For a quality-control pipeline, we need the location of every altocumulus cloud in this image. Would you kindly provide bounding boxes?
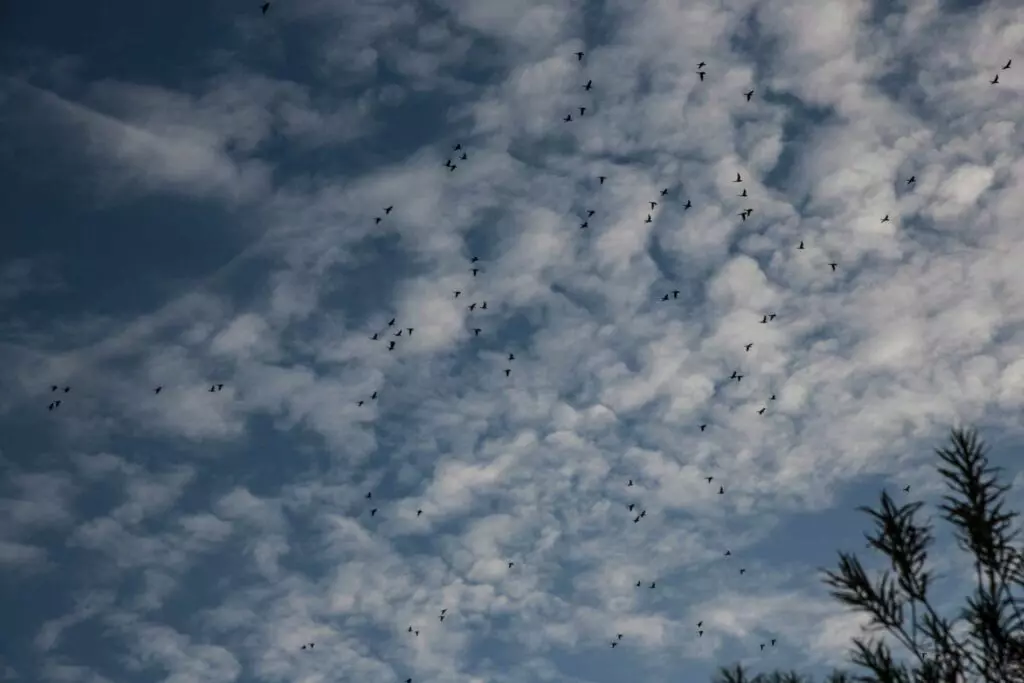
[1,0,1023,682]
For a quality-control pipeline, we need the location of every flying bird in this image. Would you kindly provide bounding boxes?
[734,173,742,182]
[587,209,595,216]
[388,318,396,326]
[154,386,162,394]
[698,70,706,81]
[261,2,270,14]
[650,201,658,210]
[388,341,396,350]
[1003,59,1012,70]
[584,80,593,90]
[579,107,586,115]
[700,424,707,432]
[627,479,634,486]
[417,510,422,516]
[739,189,747,197]
[370,508,378,516]
[449,164,457,172]
[508,561,515,568]
[907,176,916,185]
[473,328,481,336]
[990,75,999,84]
[564,114,573,122]
[798,241,804,249]
[683,199,692,209]
[740,568,747,574]
[757,407,766,415]
[508,353,515,361]
[454,291,461,298]
[697,61,706,68]
[660,188,668,196]
[460,152,467,160]
[719,486,724,494]
[672,290,679,299]
[829,262,837,271]
[744,89,754,101]
[745,343,753,351]
[645,215,652,223]
[504,369,511,377]
[760,315,768,323]
[472,268,480,276]
[384,205,393,214]
[580,221,589,229]
[882,214,890,223]
[599,176,607,184]
[661,294,670,302]
[628,503,636,511]
[575,51,585,61]
[706,477,713,483]
[904,485,911,493]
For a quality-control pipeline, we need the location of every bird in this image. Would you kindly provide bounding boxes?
[740,189,747,197]
[627,479,634,486]
[672,290,679,298]
[734,173,742,182]
[760,315,769,323]
[261,1,270,14]
[444,159,452,167]
[598,176,607,184]
[1003,59,1012,70]
[645,215,652,223]
[417,510,422,516]
[388,341,396,350]
[394,329,403,336]
[744,89,754,101]
[50,385,57,392]
[439,615,445,622]
[584,80,593,90]
[384,205,393,214]
[508,353,515,361]
[357,400,364,406]
[744,208,753,218]
[829,262,837,271]
[697,621,703,628]
[449,164,457,172]
[990,75,999,84]
[650,582,656,589]
[504,369,511,377]
[700,424,707,432]
[453,144,462,151]
[661,294,670,302]
[903,485,911,493]
[618,634,623,640]
[371,392,378,400]
[636,580,642,587]
[771,639,777,646]
[154,386,162,394]
[473,328,481,336]
[575,51,584,61]
[370,508,378,516]
[508,561,515,568]
[580,221,589,229]
[698,70,706,81]
[761,644,766,651]
[739,211,748,221]
[757,407,766,415]
[770,394,776,401]
[460,152,467,160]
[769,313,776,320]
[366,492,372,499]
[736,374,744,382]
[407,327,414,335]
[579,106,586,115]
[718,486,724,494]
[660,188,669,196]
[611,641,618,648]
[730,370,739,379]
[697,61,706,68]
[683,200,692,209]
[453,290,461,298]
[563,114,572,122]
[740,568,747,574]
[650,201,658,210]
[628,503,635,511]
[882,214,890,223]
[468,303,477,311]
[745,343,753,351]
[471,268,480,276]
[907,176,916,185]
[798,241,804,250]
[724,550,731,556]
[699,630,704,637]
[388,318,396,326]
[705,476,713,483]
[587,209,595,217]
[441,609,447,615]
[375,216,382,224]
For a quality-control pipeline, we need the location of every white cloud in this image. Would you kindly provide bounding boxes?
[3,0,1024,682]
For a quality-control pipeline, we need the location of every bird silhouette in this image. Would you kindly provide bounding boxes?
[734,173,742,182]
[564,114,572,122]
[473,328,481,336]
[719,486,724,494]
[154,386,162,394]
[584,80,593,90]
[1003,59,1012,70]
[697,61,706,68]
[798,241,804,249]
[261,2,270,14]
[660,188,668,196]
[991,75,999,84]
[508,353,515,361]
[829,262,837,271]
[698,70,706,81]
[882,214,890,223]
[384,205,393,214]
[645,215,652,223]
[700,424,707,432]
[650,201,658,210]
[744,343,753,351]
[388,341,396,350]
[575,51,584,61]
[453,291,461,298]
[370,508,378,516]
[599,176,607,184]
[907,176,916,185]
[504,369,511,377]
[683,200,692,209]
[757,407,766,415]
[508,561,515,568]
[744,89,754,101]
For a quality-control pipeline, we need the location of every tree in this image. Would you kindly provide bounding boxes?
[823,428,1024,683]
[712,664,851,683]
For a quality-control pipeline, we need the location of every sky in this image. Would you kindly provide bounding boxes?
[1,0,1023,682]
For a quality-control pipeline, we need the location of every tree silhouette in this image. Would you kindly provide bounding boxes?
[823,428,1023,683]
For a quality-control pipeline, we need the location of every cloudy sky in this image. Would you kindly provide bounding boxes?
[2,0,1023,682]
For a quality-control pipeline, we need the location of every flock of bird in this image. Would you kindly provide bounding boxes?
[38,3,1017,677]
